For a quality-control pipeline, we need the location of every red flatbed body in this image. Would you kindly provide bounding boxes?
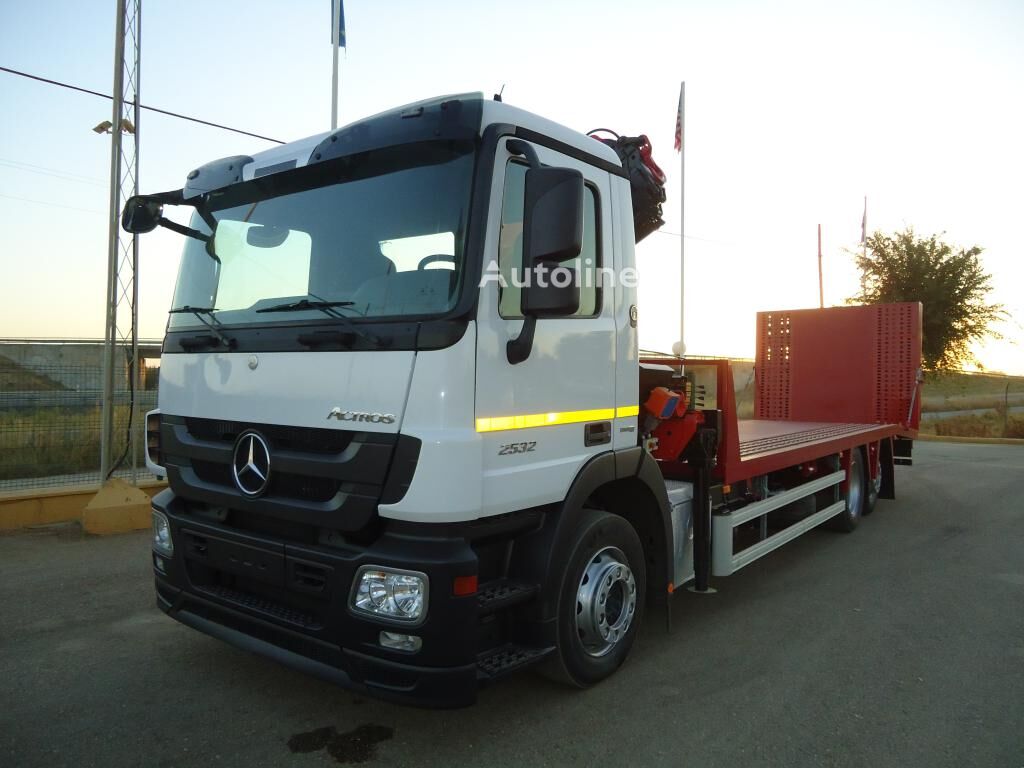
[643,302,923,484]
[736,420,899,475]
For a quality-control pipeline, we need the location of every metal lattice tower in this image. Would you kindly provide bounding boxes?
[100,0,142,482]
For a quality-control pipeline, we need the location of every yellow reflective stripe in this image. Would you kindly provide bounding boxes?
[476,406,637,433]
[476,408,614,433]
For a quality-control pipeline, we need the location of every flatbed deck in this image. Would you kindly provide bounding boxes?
[640,352,918,486]
[724,418,901,483]
[738,419,891,460]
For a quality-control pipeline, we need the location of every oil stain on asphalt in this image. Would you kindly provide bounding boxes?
[288,724,394,764]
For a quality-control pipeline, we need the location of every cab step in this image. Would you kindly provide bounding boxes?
[476,643,553,681]
[476,579,538,615]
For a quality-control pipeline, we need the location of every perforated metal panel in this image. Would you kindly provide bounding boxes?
[874,303,922,427]
[755,311,792,419]
[754,303,922,426]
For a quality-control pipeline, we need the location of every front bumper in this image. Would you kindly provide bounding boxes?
[151,490,480,708]
[155,580,477,707]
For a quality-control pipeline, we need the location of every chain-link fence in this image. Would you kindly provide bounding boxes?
[0,340,161,492]
[3,340,1022,495]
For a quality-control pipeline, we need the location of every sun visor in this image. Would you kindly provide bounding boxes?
[308,95,482,166]
[182,155,253,199]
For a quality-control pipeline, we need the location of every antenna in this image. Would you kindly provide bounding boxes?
[493,83,506,102]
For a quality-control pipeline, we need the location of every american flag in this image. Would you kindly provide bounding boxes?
[674,84,683,152]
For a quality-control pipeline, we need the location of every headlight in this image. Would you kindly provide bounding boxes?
[350,566,428,624]
[152,509,173,556]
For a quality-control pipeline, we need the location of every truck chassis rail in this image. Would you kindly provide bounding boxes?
[711,469,846,577]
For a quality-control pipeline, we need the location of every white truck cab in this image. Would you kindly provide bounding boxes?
[132,93,663,707]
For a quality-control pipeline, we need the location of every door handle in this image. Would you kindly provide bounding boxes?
[584,421,612,447]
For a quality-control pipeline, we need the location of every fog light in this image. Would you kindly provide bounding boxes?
[152,509,173,556]
[351,566,428,624]
[379,631,422,652]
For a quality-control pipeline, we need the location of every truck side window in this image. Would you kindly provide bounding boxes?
[498,160,600,319]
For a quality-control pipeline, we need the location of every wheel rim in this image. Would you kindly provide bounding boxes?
[575,546,637,658]
[848,454,864,517]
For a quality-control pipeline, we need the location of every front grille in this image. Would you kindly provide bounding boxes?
[162,415,402,535]
[192,459,342,503]
[185,417,353,455]
[192,459,233,487]
[273,472,342,503]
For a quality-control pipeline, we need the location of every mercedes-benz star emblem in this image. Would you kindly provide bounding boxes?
[232,431,271,497]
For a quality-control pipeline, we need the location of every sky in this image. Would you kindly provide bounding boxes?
[1,0,1021,373]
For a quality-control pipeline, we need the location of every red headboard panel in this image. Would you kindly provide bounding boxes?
[755,303,922,428]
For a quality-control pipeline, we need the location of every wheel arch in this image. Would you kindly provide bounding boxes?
[509,448,673,636]
[586,464,673,607]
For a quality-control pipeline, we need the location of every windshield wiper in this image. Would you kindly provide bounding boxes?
[256,299,356,314]
[256,299,381,347]
[168,306,235,349]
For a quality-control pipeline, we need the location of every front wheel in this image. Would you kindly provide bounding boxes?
[545,508,646,687]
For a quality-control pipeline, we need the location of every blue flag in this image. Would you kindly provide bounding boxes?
[331,0,346,47]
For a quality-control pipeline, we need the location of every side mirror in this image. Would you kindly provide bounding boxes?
[522,264,579,315]
[523,166,585,264]
[121,196,163,234]
[520,166,583,317]
[507,164,585,364]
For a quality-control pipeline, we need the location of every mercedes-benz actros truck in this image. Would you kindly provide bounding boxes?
[124,93,921,707]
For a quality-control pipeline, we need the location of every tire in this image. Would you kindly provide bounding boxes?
[543,508,647,688]
[864,445,880,516]
[830,447,866,533]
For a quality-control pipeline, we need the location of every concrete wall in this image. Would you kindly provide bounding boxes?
[0,341,161,391]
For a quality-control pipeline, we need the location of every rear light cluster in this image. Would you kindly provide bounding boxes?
[145,410,163,471]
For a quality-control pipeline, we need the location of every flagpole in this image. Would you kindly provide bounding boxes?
[679,81,685,353]
[331,0,341,130]
[862,195,867,262]
[817,223,824,308]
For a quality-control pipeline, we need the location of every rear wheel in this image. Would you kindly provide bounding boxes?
[830,447,866,533]
[864,445,880,515]
[544,508,646,687]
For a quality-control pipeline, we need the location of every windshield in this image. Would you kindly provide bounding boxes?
[168,141,475,330]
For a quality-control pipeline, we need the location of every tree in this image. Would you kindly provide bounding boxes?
[849,227,1004,371]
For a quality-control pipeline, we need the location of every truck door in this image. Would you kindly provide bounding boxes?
[475,137,618,516]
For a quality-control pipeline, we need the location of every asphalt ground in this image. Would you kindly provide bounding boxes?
[1,442,1022,768]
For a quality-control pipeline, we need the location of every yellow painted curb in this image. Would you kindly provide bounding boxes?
[82,478,154,534]
[916,434,1024,446]
[0,480,167,532]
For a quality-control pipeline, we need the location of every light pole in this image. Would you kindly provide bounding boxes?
[99,0,141,484]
